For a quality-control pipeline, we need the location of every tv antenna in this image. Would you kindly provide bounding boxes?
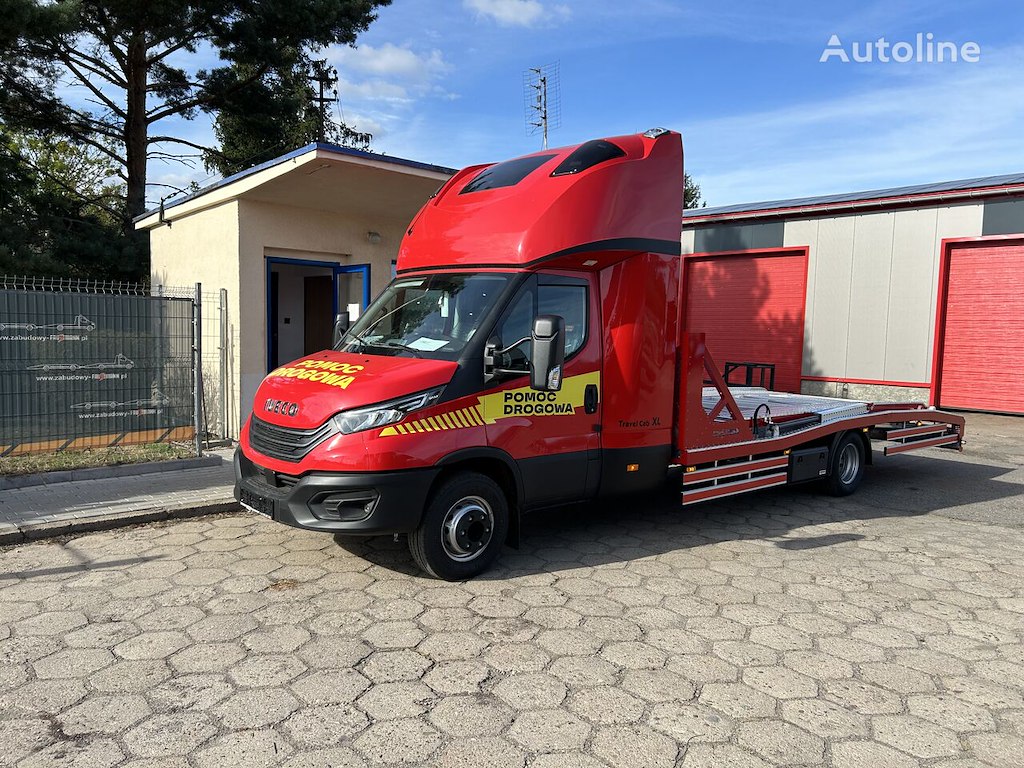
[523,63,561,149]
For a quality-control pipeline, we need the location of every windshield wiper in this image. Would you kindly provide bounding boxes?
[382,341,423,358]
[361,294,431,338]
[337,329,373,352]
[338,330,424,358]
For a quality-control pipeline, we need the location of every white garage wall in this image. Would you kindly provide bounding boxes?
[783,220,819,377]
[846,212,895,380]
[806,216,856,378]
[885,208,940,383]
[782,203,984,389]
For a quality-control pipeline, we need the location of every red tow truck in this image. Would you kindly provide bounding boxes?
[235,129,966,580]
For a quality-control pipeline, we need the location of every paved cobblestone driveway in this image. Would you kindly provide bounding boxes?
[2,450,1023,767]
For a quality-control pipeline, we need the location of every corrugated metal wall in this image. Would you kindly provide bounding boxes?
[783,204,985,384]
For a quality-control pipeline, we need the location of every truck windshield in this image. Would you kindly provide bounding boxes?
[336,273,513,360]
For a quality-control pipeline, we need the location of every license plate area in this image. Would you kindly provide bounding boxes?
[240,487,275,518]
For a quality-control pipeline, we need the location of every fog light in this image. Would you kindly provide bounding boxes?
[314,490,379,522]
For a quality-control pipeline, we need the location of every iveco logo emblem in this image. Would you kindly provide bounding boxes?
[265,398,299,417]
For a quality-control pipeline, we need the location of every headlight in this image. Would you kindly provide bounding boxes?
[331,387,445,435]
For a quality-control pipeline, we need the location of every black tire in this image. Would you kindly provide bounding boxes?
[408,471,509,581]
[824,432,865,496]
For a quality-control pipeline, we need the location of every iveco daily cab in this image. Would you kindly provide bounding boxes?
[235,129,965,579]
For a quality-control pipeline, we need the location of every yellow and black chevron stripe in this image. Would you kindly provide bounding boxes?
[377,371,600,438]
[379,404,485,436]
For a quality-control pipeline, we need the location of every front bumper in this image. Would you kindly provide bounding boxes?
[233,448,438,534]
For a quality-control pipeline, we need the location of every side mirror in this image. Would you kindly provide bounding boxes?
[530,315,565,391]
[332,312,350,347]
[483,337,500,384]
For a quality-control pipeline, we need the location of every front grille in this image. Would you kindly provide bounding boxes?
[247,465,302,491]
[249,415,335,462]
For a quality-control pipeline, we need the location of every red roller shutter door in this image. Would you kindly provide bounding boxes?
[937,240,1024,414]
[685,251,808,392]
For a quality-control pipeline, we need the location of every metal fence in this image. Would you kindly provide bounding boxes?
[154,284,235,443]
[0,276,200,456]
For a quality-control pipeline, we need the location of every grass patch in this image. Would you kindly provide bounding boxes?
[0,443,195,477]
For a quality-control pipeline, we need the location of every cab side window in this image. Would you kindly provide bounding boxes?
[493,279,588,369]
[538,284,587,357]
[494,286,534,368]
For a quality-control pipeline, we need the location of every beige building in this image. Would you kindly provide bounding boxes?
[136,143,453,434]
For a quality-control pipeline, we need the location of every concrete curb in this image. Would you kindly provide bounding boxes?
[0,453,225,491]
[0,498,240,546]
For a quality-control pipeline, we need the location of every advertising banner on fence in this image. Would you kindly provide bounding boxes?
[0,288,196,455]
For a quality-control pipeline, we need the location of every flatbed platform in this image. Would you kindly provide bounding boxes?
[702,387,869,424]
[679,335,964,490]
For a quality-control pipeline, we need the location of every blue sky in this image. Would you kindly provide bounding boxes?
[149,0,1024,208]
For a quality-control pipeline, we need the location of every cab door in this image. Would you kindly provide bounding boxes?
[483,272,602,507]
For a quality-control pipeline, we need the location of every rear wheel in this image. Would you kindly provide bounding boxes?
[408,471,509,580]
[824,432,865,496]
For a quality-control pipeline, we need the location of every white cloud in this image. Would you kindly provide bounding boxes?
[681,48,1024,206]
[338,77,414,105]
[344,113,386,140]
[326,42,457,155]
[332,43,449,83]
[463,0,569,27]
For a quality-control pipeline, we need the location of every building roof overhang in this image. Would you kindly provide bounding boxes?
[135,143,455,230]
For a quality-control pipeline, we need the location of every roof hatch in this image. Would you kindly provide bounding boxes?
[550,139,626,177]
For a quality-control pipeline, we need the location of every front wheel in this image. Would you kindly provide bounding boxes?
[824,432,865,496]
[408,472,509,580]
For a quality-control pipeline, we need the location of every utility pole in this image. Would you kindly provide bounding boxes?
[308,59,337,143]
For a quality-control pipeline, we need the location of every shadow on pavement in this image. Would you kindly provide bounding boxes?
[333,449,1023,577]
[0,555,161,580]
[774,533,865,550]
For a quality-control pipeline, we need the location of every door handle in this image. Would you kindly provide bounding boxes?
[584,384,599,414]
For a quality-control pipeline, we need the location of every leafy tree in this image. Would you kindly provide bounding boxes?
[206,54,373,177]
[685,172,705,209]
[0,0,391,230]
[0,126,143,279]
